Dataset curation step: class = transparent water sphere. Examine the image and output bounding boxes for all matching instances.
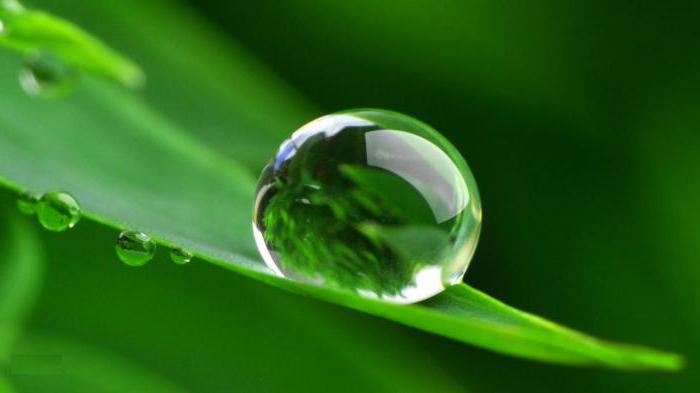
[37,191,81,232]
[116,230,156,267]
[19,52,78,98]
[170,247,193,265]
[253,109,482,304]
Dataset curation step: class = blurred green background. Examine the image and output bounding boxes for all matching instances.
[2,0,699,392]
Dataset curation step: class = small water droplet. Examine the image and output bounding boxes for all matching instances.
[116,230,156,267]
[16,190,40,215]
[253,109,482,304]
[37,191,81,232]
[19,52,78,98]
[170,247,193,265]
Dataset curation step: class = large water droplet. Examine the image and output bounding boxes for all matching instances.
[116,230,156,267]
[19,52,78,97]
[253,109,482,304]
[37,191,81,232]
[170,247,193,265]
[16,190,40,215]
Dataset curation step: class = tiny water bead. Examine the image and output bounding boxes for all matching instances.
[253,109,482,304]
[170,247,193,265]
[116,230,156,267]
[16,190,40,215]
[36,191,81,232]
[19,52,78,97]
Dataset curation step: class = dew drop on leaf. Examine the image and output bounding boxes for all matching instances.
[19,52,78,98]
[37,191,81,232]
[16,190,40,215]
[170,247,193,265]
[116,230,156,267]
[253,109,482,304]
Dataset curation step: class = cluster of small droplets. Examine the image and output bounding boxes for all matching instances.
[115,231,194,267]
[16,190,193,267]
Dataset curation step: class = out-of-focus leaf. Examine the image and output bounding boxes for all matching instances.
[9,333,189,393]
[43,0,314,171]
[0,207,44,362]
[0,0,143,88]
[634,83,700,367]
[0,375,17,393]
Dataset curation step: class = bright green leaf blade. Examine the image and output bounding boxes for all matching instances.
[234,266,683,371]
[0,49,682,370]
[9,333,189,392]
[0,207,44,362]
[0,0,143,88]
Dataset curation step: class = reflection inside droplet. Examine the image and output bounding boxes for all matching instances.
[365,129,468,223]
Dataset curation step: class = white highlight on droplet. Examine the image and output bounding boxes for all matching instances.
[365,129,469,223]
[292,114,374,146]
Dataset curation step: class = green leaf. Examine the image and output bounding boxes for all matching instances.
[0,0,143,88]
[8,333,189,392]
[0,6,682,371]
[0,207,44,362]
